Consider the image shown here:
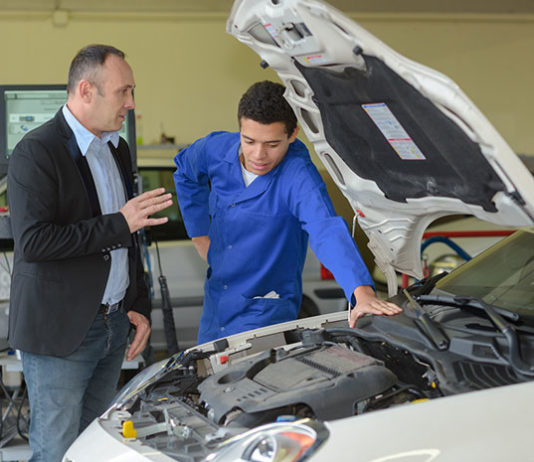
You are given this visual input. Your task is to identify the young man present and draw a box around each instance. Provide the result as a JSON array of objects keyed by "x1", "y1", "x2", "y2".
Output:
[
  {"x1": 8, "y1": 44, "x2": 172, "y2": 462},
  {"x1": 174, "y1": 80, "x2": 401, "y2": 344}
]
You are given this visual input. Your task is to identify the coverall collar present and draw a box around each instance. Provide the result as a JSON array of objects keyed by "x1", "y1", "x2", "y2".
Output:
[{"x1": 223, "y1": 137, "x2": 288, "y2": 204}]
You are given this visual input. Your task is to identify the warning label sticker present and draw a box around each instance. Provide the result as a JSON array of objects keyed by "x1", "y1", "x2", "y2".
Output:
[
  {"x1": 304, "y1": 54, "x2": 327, "y2": 65},
  {"x1": 263, "y1": 23, "x2": 279, "y2": 39},
  {"x1": 362, "y1": 102, "x2": 426, "y2": 160}
]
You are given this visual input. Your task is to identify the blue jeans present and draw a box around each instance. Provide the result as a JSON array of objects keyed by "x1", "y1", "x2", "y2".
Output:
[{"x1": 21, "y1": 309, "x2": 131, "y2": 462}]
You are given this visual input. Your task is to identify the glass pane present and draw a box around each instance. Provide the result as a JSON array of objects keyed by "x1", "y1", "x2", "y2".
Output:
[
  {"x1": 139, "y1": 167, "x2": 188, "y2": 241},
  {"x1": 436, "y1": 229, "x2": 534, "y2": 313}
]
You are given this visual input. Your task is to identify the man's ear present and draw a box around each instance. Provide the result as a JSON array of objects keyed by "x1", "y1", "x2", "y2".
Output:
[
  {"x1": 78, "y1": 79, "x2": 94, "y2": 103},
  {"x1": 288, "y1": 125, "x2": 300, "y2": 143}
]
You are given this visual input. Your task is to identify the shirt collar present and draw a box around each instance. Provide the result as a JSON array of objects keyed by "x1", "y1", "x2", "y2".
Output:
[{"x1": 62, "y1": 104, "x2": 119, "y2": 156}]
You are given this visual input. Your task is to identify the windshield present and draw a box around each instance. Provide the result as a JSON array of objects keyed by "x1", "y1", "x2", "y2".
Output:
[{"x1": 435, "y1": 228, "x2": 534, "y2": 313}]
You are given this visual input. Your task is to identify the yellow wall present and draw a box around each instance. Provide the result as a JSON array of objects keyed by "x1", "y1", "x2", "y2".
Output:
[
  {"x1": 362, "y1": 15, "x2": 534, "y2": 156},
  {"x1": 1, "y1": 11, "x2": 533, "y2": 155}
]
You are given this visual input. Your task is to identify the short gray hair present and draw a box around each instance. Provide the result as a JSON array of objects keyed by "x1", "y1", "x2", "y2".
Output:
[{"x1": 67, "y1": 44, "x2": 125, "y2": 94}]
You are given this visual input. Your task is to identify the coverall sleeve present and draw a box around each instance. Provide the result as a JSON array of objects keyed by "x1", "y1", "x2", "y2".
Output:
[
  {"x1": 173, "y1": 135, "x2": 212, "y2": 238},
  {"x1": 287, "y1": 160, "x2": 375, "y2": 302}
]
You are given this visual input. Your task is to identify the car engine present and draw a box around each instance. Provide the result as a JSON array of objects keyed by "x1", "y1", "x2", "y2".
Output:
[{"x1": 115, "y1": 294, "x2": 534, "y2": 461}]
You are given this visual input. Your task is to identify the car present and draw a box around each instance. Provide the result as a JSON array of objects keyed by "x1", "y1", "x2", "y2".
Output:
[
  {"x1": 63, "y1": 0, "x2": 534, "y2": 461},
  {"x1": 64, "y1": 228, "x2": 534, "y2": 462}
]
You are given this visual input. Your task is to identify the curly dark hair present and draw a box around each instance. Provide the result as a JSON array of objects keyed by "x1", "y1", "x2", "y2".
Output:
[
  {"x1": 67, "y1": 44, "x2": 126, "y2": 94},
  {"x1": 237, "y1": 81, "x2": 297, "y2": 135}
]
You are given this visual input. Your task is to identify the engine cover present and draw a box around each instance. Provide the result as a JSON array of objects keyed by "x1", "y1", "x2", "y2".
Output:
[{"x1": 199, "y1": 345, "x2": 397, "y2": 424}]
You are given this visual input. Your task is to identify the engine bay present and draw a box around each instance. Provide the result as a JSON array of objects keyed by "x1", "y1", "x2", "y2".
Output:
[{"x1": 113, "y1": 294, "x2": 534, "y2": 461}]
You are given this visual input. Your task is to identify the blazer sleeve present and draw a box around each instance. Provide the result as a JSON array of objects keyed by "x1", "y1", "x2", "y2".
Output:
[
  {"x1": 115, "y1": 138, "x2": 150, "y2": 319},
  {"x1": 8, "y1": 136, "x2": 133, "y2": 263},
  {"x1": 127, "y1": 236, "x2": 150, "y2": 319}
]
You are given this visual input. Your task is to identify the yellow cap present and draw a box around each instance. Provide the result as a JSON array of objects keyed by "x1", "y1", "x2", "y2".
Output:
[
  {"x1": 122, "y1": 420, "x2": 137, "y2": 439},
  {"x1": 410, "y1": 398, "x2": 430, "y2": 404}
]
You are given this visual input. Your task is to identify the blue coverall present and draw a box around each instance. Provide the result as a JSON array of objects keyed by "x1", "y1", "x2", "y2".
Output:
[{"x1": 174, "y1": 131, "x2": 374, "y2": 344}]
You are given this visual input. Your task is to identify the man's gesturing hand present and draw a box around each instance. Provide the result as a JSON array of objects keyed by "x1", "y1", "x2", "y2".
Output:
[{"x1": 120, "y1": 187, "x2": 173, "y2": 233}]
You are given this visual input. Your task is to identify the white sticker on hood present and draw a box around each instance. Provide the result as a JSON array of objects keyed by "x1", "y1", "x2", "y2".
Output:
[{"x1": 362, "y1": 103, "x2": 426, "y2": 160}]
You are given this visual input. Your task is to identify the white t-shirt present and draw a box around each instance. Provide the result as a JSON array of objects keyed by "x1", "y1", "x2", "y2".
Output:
[{"x1": 241, "y1": 162, "x2": 259, "y2": 187}]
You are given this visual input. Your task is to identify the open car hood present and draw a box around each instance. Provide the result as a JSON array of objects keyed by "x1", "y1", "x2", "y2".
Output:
[{"x1": 227, "y1": 0, "x2": 534, "y2": 294}]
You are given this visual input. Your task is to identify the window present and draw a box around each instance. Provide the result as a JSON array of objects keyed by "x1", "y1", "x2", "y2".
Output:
[{"x1": 138, "y1": 166, "x2": 189, "y2": 242}]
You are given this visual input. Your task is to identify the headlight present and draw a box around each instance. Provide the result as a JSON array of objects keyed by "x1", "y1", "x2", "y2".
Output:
[
  {"x1": 206, "y1": 419, "x2": 328, "y2": 462},
  {"x1": 245, "y1": 432, "x2": 314, "y2": 462}
]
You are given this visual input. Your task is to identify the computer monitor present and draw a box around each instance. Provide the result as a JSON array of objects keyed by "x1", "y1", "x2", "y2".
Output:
[{"x1": 0, "y1": 84, "x2": 137, "y2": 177}]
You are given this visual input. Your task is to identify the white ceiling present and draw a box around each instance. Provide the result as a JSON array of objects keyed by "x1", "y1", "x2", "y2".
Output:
[{"x1": 0, "y1": 0, "x2": 533, "y2": 14}]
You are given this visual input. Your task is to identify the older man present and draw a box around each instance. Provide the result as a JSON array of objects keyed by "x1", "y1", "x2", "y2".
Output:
[{"x1": 8, "y1": 44, "x2": 172, "y2": 462}]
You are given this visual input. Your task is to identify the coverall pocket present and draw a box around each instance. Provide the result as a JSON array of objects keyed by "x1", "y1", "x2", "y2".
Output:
[{"x1": 241, "y1": 296, "x2": 294, "y2": 329}]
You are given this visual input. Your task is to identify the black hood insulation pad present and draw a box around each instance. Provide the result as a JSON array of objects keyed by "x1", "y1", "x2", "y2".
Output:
[{"x1": 295, "y1": 56, "x2": 505, "y2": 212}]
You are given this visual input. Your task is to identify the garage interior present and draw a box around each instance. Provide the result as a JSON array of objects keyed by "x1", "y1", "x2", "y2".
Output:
[
  {"x1": 1, "y1": 0, "x2": 533, "y2": 460},
  {"x1": 0, "y1": 0, "x2": 533, "y2": 158}
]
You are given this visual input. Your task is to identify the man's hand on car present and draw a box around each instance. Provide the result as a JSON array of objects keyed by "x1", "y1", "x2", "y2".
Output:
[{"x1": 349, "y1": 285, "x2": 402, "y2": 328}]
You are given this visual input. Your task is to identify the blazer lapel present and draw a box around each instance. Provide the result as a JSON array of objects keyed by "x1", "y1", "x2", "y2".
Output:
[
  {"x1": 55, "y1": 109, "x2": 101, "y2": 218},
  {"x1": 66, "y1": 134, "x2": 101, "y2": 217},
  {"x1": 108, "y1": 142, "x2": 133, "y2": 199},
  {"x1": 108, "y1": 141, "x2": 137, "y2": 259}
]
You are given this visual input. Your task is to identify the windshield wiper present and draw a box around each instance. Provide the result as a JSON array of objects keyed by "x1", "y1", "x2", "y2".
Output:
[
  {"x1": 403, "y1": 290, "x2": 449, "y2": 351},
  {"x1": 416, "y1": 294, "x2": 520, "y2": 322},
  {"x1": 417, "y1": 294, "x2": 534, "y2": 376},
  {"x1": 409, "y1": 272, "x2": 449, "y2": 296}
]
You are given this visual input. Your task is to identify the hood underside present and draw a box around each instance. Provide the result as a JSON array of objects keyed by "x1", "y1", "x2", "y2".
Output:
[{"x1": 227, "y1": 0, "x2": 534, "y2": 293}]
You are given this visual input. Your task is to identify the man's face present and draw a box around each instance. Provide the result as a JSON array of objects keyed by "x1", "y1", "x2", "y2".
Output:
[
  {"x1": 87, "y1": 54, "x2": 135, "y2": 136},
  {"x1": 239, "y1": 117, "x2": 299, "y2": 175}
]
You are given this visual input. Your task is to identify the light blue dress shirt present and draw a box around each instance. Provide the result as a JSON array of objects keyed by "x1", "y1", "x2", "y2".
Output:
[{"x1": 62, "y1": 104, "x2": 129, "y2": 305}]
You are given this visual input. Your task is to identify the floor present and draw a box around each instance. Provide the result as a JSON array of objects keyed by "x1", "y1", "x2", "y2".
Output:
[
  {"x1": 1, "y1": 350, "x2": 147, "y2": 462},
  {"x1": 0, "y1": 439, "x2": 32, "y2": 462},
  {"x1": 0, "y1": 392, "x2": 31, "y2": 462}
]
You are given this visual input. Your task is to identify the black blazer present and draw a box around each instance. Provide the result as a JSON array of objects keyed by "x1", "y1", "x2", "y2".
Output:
[{"x1": 8, "y1": 110, "x2": 149, "y2": 356}]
